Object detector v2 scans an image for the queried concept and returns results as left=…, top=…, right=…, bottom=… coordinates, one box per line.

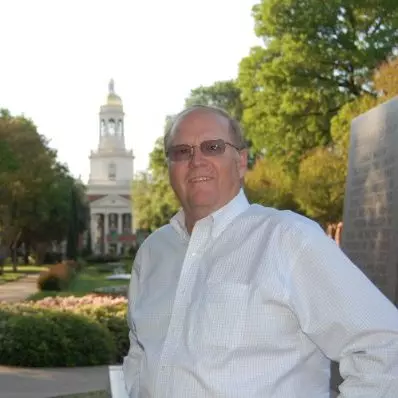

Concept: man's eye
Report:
left=208, top=144, right=220, bottom=151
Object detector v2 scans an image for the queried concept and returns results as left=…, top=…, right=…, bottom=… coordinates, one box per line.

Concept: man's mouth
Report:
left=188, top=176, right=213, bottom=183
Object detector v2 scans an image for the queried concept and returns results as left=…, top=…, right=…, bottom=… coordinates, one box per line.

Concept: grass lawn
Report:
left=3, top=265, right=49, bottom=273
left=0, top=272, right=22, bottom=284
left=27, top=265, right=129, bottom=301
left=0, top=265, right=49, bottom=285
left=69, top=266, right=128, bottom=293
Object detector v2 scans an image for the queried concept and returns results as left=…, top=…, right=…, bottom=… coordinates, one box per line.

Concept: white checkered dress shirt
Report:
left=123, top=190, right=398, bottom=397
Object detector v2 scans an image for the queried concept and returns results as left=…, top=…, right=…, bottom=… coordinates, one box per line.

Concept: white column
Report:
left=104, top=212, right=109, bottom=254
left=118, top=212, right=123, bottom=255
left=119, top=213, right=122, bottom=233
left=90, top=211, right=97, bottom=253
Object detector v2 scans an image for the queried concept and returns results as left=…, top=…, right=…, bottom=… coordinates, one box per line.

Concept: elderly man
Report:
left=123, top=105, right=398, bottom=397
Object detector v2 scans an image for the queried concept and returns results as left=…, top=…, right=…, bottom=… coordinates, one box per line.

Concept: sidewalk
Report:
left=0, top=274, right=39, bottom=303
left=0, top=365, right=110, bottom=398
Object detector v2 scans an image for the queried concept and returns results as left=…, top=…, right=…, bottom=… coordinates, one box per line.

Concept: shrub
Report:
left=0, top=306, right=116, bottom=367
left=25, top=295, right=129, bottom=364
left=79, top=304, right=129, bottom=364
left=37, top=262, right=74, bottom=291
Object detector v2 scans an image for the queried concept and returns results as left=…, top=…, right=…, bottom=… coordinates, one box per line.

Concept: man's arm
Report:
left=288, top=228, right=398, bottom=397
left=122, top=251, right=144, bottom=398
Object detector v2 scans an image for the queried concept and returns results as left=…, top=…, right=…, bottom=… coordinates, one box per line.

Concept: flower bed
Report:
left=0, top=295, right=129, bottom=367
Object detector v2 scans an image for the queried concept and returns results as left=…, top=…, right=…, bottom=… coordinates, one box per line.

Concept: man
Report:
left=123, top=105, right=398, bottom=397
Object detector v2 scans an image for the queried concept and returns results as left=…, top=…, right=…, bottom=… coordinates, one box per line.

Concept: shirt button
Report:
left=191, top=252, right=196, bottom=257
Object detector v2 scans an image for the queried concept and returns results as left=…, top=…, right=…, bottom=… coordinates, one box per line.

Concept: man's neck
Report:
left=185, top=208, right=212, bottom=234
left=184, top=190, right=242, bottom=234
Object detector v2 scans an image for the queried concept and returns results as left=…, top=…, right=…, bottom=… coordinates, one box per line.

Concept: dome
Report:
left=107, top=92, right=122, bottom=106
left=105, top=79, right=122, bottom=106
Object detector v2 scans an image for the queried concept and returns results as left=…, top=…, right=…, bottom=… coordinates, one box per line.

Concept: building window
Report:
left=117, top=119, right=123, bottom=134
left=108, top=119, right=116, bottom=134
left=108, top=162, right=116, bottom=180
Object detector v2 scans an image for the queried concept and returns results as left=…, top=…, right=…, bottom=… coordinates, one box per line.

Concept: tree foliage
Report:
left=374, top=56, right=398, bottom=100
left=184, top=80, right=244, bottom=120
left=0, top=109, right=88, bottom=268
left=132, top=137, right=179, bottom=231
left=330, top=94, right=378, bottom=161
left=295, top=148, right=347, bottom=225
left=244, top=157, right=298, bottom=211
left=238, top=0, right=398, bottom=172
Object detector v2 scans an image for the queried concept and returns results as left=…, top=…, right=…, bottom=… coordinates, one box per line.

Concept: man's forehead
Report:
left=173, top=109, right=229, bottom=134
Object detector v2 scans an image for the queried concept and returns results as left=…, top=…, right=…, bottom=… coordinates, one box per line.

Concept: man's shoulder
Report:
left=246, top=204, right=323, bottom=236
left=139, top=223, right=178, bottom=249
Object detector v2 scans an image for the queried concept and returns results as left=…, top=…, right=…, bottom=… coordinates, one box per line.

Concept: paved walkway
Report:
left=0, top=274, right=39, bottom=303
left=0, top=365, right=110, bottom=398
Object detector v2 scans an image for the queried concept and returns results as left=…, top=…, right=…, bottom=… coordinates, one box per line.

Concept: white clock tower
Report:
left=87, top=79, right=135, bottom=255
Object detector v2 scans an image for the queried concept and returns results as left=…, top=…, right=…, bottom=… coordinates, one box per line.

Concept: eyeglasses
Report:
left=166, top=139, right=241, bottom=162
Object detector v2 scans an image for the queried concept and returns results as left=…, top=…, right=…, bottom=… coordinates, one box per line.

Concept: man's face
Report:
left=167, top=110, right=247, bottom=220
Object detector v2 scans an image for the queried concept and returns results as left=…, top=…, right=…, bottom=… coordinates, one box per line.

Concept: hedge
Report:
left=0, top=295, right=129, bottom=367
left=0, top=306, right=116, bottom=367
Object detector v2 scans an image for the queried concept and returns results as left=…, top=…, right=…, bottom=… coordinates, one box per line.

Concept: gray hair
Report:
left=164, top=105, right=246, bottom=153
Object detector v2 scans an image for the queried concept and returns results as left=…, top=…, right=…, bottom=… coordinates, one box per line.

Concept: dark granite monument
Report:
left=341, top=96, right=398, bottom=305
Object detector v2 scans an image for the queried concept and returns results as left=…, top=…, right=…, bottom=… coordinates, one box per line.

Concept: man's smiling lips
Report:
left=188, top=176, right=213, bottom=183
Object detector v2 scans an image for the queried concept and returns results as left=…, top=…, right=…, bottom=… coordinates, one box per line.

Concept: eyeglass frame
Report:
left=165, top=139, right=243, bottom=162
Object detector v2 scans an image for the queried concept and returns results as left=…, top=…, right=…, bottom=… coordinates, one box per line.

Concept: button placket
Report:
left=154, top=219, right=212, bottom=396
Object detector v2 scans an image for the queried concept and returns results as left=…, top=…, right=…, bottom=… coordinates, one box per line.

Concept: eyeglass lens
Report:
left=168, top=139, right=227, bottom=161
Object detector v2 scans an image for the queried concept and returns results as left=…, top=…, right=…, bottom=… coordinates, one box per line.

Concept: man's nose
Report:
left=189, top=146, right=206, bottom=167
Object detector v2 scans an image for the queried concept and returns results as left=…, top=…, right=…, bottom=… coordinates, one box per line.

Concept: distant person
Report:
left=123, top=105, right=398, bottom=397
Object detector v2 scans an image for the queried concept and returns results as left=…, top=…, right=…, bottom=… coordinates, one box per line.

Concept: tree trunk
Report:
left=11, top=230, right=21, bottom=272
left=0, top=245, right=6, bottom=275
left=66, top=187, right=78, bottom=261
left=23, top=241, right=30, bottom=265
left=33, top=242, right=48, bottom=266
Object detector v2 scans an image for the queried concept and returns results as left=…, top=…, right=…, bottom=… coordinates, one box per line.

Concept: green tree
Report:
left=330, top=94, right=378, bottom=162
left=238, top=0, right=398, bottom=172
left=66, top=186, right=79, bottom=261
left=244, top=157, right=298, bottom=211
left=374, top=56, right=398, bottom=101
left=0, top=109, right=56, bottom=269
left=295, top=148, right=347, bottom=225
left=185, top=80, right=244, bottom=120
left=132, top=137, right=179, bottom=232
left=0, top=109, right=88, bottom=267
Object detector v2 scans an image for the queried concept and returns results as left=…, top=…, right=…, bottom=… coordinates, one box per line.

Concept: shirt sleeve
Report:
left=287, top=228, right=398, bottom=397
left=122, top=250, right=144, bottom=398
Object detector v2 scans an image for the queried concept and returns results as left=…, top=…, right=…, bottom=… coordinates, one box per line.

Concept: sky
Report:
left=0, top=0, right=262, bottom=183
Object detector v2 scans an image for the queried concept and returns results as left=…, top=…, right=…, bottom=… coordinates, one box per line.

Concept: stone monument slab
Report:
left=341, top=96, right=398, bottom=305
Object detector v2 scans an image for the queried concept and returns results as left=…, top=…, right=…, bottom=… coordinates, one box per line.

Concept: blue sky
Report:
left=0, top=0, right=261, bottom=182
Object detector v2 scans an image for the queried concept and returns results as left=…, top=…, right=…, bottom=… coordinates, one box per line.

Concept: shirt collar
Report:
left=170, top=189, right=250, bottom=240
